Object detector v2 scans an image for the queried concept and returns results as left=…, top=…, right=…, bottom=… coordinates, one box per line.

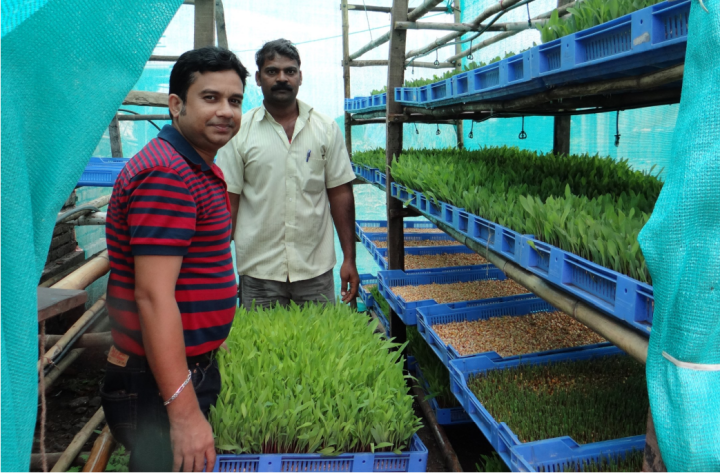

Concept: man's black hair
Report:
left=255, top=39, right=301, bottom=70
left=169, top=46, right=249, bottom=102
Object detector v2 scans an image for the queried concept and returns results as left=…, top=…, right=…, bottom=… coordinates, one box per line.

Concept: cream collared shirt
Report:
left=217, top=100, right=356, bottom=282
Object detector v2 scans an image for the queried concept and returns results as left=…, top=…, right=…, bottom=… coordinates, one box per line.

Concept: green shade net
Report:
left=0, top=1, right=182, bottom=470
left=637, top=1, right=720, bottom=470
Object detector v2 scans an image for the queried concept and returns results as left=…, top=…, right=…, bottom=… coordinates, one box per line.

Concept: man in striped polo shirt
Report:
left=102, top=47, right=247, bottom=472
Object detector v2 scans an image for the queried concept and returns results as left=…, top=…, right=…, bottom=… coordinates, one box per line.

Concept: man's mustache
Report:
left=271, top=84, right=293, bottom=91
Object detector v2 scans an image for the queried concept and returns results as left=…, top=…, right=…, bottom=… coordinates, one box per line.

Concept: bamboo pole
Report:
left=350, top=59, right=455, bottom=68
left=194, top=0, right=215, bottom=48
left=117, top=114, right=170, bottom=121
left=30, top=452, right=90, bottom=470
left=68, top=212, right=107, bottom=226
left=51, top=250, right=109, bottom=291
left=426, top=215, right=649, bottom=363
left=347, top=4, right=448, bottom=13
left=404, top=65, right=684, bottom=118
left=348, top=0, right=445, bottom=60
left=50, top=408, right=105, bottom=472
left=214, top=0, right=228, bottom=49
left=405, top=0, right=526, bottom=60
left=453, top=0, right=463, bottom=150
left=395, top=19, right=547, bottom=32
left=108, top=116, right=123, bottom=158
left=342, top=0, right=353, bottom=156
left=39, top=295, right=107, bottom=371
left=123, top=90, right=168, bottom=107
left=443, top=2, right=576, bottom=64
left=386, top=0, right=408, bottom=345
left=42, top=348, right=85, bottom=394
left=82, top=426, right=116, bottom=472
left=42, top=331, right=113, bottom=349
left=411, top=383, right=463, bottom=472
left=149, top=55, right=179, bottom=62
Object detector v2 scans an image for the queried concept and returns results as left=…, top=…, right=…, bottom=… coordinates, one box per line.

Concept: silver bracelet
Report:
left=164, top=370, right=192, bottom=406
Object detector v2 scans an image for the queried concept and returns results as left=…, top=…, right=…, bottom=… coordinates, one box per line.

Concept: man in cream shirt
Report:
left=217, top=39, right=359, bottom=308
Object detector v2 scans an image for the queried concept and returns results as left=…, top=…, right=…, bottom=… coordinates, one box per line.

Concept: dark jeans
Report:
left=100, top=349, right=221, bottom=472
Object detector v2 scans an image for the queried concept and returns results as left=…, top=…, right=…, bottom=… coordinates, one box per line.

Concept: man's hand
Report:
left=169, top=407, right=217, bottom=472
left=340, top=259, right=360, bottom=303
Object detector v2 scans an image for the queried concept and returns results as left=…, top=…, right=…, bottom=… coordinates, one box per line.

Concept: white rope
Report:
left=361, top=0, right=373, bottom=42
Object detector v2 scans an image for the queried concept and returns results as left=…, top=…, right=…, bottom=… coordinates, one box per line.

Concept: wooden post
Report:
left=643, top=408, right=667, bottom=472
left=553, top=115, right=571, bottom=155
left=386, top=0, right=408, bottom=343
left=194, top=0, right=215, bottom=48
left=341, top=0, right=353, bottom=156
left=108, top=115, right=123, bottom=157
left=552, top=0, right=573, bottom=156
left=453, top=0, right=464, bottom=149
left=214, top=0, right=228, bottom=49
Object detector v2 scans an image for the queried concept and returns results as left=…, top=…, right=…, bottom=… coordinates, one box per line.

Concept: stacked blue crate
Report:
left=390, top=182, right=655, bottom=334
left=448, top=346, right=645, bottom=472
left=393, top=0, right=689, bottom=108
left=416, top=297, right=612, bottom=369
left=214, top=435, right=429, bottom=472
left=377, top=266, right=524, bottom=325
left=77, top=157, right=130, bottom=187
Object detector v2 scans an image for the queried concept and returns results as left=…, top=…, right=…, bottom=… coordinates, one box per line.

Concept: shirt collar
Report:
left=157, top=125, right=211, bottom=171
left=254, top=99, right=313, bottom=122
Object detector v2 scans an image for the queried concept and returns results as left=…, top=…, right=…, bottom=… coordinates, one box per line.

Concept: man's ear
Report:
left=298, top=70, right=303, bottom=87
left=255, top=71, right=261, bottom=87
left=168, top=94, right=183, bottom=120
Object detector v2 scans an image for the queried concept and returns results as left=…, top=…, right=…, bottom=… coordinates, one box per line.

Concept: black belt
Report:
left=114, top=347, right=217, bottom=370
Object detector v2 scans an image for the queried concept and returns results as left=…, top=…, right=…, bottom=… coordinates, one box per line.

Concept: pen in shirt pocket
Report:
left=306, top=150, right=311, bottom=162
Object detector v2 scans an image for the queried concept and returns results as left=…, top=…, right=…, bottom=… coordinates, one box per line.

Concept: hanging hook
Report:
left=436, top=124, right=441, bottom=135
left=615, top=110, right=621, bottom=147
left=468, top=120, right=474, bottom=139
left=518, top=116, right=527, bottom=140
left=411, top=59, right=415, bottom=75
left=434, top=49, right=439, bottom=67
left=414, top=123, right=419, bottom=135
left=467, top=40, right=474, bottom=60
left=698, top=0, right=709, bottom=13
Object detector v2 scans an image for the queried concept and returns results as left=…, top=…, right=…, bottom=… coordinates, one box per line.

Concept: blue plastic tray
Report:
left=373, top=245, right=477, bottom=271
left=518, top=235, right=654, bottom=334
left=407, top=356, right=471, bottom=426
left=393, top=1, right=689, bottom=108
left=448, top=346, right=645, bottom=472
left=373, top=301, right=390, bottom=335
left=374, top=170, right=387, bottom=189
left=214, top=434, right=428, bottom=472
left=77, top=157, right=129, bottom=187
left=377, top=265, right=514, bottom=325
left=359, top=273, right=379, bottom=311
left=391, top=183, right=655, bottom=333
left=346, top=93, right=388, bottom=113
left=355, top=219, right=439, bottom=239
left=417, top=297, right=611, bottom=369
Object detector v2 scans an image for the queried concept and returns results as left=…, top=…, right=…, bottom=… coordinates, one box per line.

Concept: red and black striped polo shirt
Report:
left=105, top=125, right=237, bottom=356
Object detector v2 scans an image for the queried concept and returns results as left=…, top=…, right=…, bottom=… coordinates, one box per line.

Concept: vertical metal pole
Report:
left=341, top=0, right=353, bottom=156
left=108, top=115, right=123, bottom=158
left=453, top=0, right=464, bottom=149
left=215, top=0, right=228, bottom=49
left=194, top=0, right=215, bottom=49
left=386, top=0, right=408, bottom=343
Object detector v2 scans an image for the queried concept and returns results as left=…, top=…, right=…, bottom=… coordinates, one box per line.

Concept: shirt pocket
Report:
left=302, top=158, right=326, bottom=194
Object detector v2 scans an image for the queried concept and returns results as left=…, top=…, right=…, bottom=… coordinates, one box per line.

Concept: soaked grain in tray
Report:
left=433, top=311, right=606, bottom=357
left=381, top=252, right=487, bottom=269
left=360, top=226, right=445, bottom=234
left=374, top=239, right=463, bottom=248
left=391, top=279, right=529, bottom=304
